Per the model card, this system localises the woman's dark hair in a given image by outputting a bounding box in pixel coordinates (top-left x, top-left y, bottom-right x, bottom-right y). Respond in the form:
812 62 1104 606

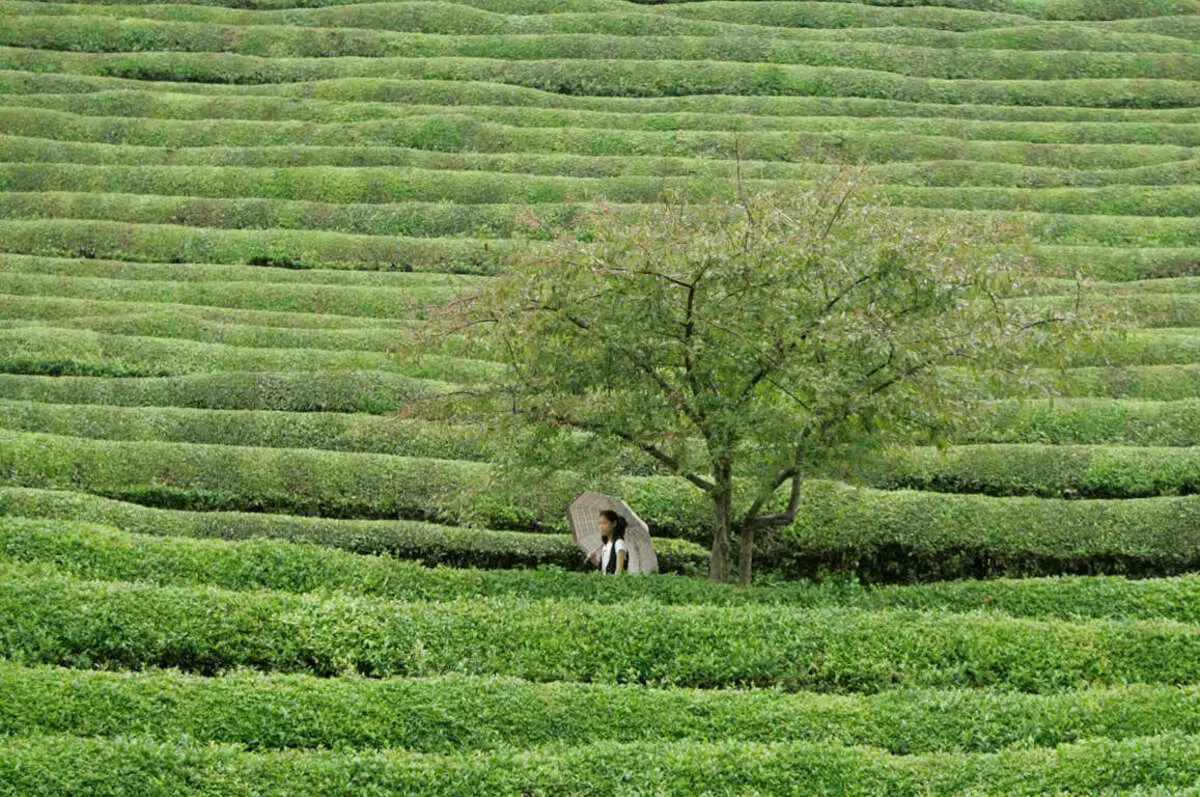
599 509 627 541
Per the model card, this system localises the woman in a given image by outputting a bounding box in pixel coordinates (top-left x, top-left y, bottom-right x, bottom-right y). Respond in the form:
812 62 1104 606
598 509 628 575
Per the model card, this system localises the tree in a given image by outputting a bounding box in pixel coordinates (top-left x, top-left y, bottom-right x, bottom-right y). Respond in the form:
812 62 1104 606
407 167 1112 584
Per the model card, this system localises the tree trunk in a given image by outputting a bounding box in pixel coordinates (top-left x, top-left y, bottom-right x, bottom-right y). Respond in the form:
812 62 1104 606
737 524 755 585
709 490 733 583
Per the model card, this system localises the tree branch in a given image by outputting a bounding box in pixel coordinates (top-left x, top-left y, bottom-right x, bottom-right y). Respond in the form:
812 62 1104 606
560 312 707 429
530 407 716 493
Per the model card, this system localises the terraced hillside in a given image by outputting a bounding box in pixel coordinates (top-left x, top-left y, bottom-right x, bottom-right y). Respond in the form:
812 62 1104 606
2 0 1200 792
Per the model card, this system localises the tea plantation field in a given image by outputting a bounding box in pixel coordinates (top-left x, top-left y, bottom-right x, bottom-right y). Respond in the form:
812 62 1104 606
2 0 1200 792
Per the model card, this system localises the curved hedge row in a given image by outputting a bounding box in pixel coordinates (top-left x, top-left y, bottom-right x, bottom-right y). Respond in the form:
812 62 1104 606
4 432 1200 582
5 19 1200 80
26 0 1199 20
0 400 528 464
7 731 1200 795
0 217 1193 281
4 193 1199 250
4 561 1200 691
0 251 480 289
0 371 441 412
11 516 1200 623
955 363 1200 400
0 270 469 319
657 0 1200 23
9 163 1200 216
0 296 413 333
0 327 495 381
4 48 1199 107
5 662 1200 757
18 0 1186 45
4 399 1200 488
50 315 422 355
777 481 1200 582
0 488 708 573
23 312 1193 369
11 91 1200 149
960 398 1200 446
8 133 1200 190
6 106 1197 168
846 443 1200 499
0 219 512 273
9 71 1200 122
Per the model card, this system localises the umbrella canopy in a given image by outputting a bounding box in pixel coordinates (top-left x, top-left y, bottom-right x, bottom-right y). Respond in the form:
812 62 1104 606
568 491 658 575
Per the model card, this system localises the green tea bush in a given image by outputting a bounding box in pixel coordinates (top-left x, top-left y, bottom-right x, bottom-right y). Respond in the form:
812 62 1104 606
3 435 1200 582
9 163 1200 212
7 730 1200 795
4 561 1200 691
9 72 1200 121
0 252 482 290
0 371 444 412
7 133 1200 190
4 48 1199 106
959 398 1200 445
10 516 1200 623
0 219 512 273
4 18 1199 80
845 443 1200 498
6 105 1196 167
776 481 1200 582
5 662 1200 756
0 487 707 573
0 326 495 380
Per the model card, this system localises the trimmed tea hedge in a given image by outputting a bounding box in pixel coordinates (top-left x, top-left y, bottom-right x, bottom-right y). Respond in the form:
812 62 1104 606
958 398 1200 446
5 731 1200 795
10 18 1200 80
3 48 1198 108
0 218 513 274
4 433 1200 581
6 106 1197 168
0 251 482 289
0 326 496 380
0 371 445 412
4 561 1200 691
8 69 1200 122
0 295 412 332
4 662 1200 756
845 443 1200 499
775 481 1200 583
9 163 1200 214
10 516 1200 622
9 133 1200 191
0 486 708 573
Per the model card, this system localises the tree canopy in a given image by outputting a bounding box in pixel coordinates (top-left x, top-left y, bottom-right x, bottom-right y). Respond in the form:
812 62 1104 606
408 167 1115 583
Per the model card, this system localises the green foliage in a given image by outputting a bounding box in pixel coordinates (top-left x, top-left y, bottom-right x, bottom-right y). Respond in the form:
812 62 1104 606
1 0 1199 789
0 371 445 412
5 16 1200 79
5 559 1200 692
0 487 707 573
845 443 1200 498
7 731 1200 795
961 398 1200 445
0 326 495 380
5 661 1200 756
776 481 1200 583
0 218 511 274
7 104 1200 168
11 516 1200 623
5 47 1199 107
